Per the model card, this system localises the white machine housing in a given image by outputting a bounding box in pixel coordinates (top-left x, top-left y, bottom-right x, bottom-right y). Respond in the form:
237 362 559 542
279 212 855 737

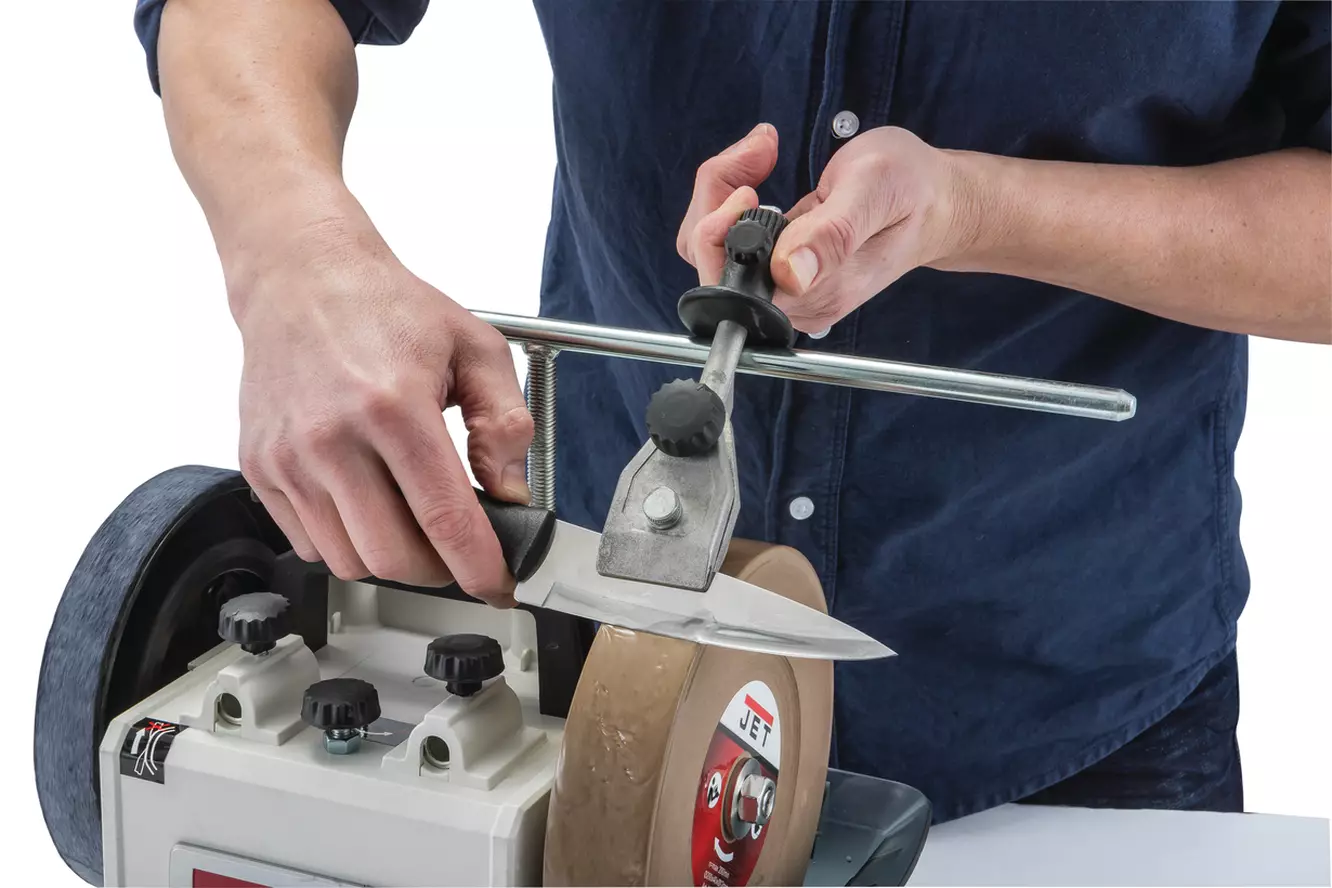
98 579 563 887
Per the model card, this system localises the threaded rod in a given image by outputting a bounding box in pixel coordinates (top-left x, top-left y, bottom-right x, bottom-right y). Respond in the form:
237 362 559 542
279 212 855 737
524 344 558 511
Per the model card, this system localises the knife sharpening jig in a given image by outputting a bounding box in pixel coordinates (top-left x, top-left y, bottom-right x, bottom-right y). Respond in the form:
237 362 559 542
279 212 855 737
35 209 1135 887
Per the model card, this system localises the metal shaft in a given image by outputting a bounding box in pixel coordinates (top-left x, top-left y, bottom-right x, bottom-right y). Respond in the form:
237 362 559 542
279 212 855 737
699 319 748 413
523 344 558 510
480 311 1136 422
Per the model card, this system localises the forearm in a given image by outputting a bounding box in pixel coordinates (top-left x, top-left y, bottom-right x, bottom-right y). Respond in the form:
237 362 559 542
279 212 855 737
945 148 1332 343
157 0 376 321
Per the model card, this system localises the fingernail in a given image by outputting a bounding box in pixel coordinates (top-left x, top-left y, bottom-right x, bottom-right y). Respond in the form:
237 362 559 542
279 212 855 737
502 462 532 503
788 248 819 292
727 123 769 153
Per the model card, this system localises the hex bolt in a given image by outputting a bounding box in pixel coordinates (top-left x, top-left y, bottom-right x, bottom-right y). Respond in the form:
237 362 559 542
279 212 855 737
322 727 362 755
643 486 683 529
736 774 776 826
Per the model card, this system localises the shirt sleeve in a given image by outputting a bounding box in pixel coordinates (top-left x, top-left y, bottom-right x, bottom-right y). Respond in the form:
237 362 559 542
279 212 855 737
133 0 430 94
1256 1 1331 152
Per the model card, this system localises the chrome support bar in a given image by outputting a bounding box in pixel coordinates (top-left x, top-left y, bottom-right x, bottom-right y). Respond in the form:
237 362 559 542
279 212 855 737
477 311 1136 422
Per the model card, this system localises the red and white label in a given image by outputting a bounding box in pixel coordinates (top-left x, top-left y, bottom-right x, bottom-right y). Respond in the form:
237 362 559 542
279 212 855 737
690 681 781 887
193 873 265 888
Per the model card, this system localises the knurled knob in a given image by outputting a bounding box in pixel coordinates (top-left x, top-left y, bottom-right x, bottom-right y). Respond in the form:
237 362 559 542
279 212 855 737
218 591 291 655
646 380 726 458
424 634 505 697
735 206 783 251
725 221 771 266
301 678 381 731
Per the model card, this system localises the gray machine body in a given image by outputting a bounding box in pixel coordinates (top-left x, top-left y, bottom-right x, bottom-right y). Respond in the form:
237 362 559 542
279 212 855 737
99 579 560 887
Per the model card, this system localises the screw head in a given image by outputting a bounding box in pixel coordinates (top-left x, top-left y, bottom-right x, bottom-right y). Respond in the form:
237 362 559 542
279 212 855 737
643 486 683 529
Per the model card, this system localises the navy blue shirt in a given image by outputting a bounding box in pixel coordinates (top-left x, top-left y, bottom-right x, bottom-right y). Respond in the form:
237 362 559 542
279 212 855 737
135 1 1331 821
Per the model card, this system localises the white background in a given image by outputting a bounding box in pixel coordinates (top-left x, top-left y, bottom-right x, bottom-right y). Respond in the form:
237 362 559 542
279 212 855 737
2 2 1329 883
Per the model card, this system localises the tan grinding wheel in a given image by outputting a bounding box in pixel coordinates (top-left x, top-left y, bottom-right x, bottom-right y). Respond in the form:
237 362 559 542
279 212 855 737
544 539 834 886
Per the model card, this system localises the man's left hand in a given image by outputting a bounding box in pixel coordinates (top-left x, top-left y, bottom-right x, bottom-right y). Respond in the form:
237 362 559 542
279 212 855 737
681 125 979 335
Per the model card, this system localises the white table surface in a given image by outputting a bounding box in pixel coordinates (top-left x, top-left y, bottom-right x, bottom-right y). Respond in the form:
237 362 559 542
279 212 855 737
910 804 1331 887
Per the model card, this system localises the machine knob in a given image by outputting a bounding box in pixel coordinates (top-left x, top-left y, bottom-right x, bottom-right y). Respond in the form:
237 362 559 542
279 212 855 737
646 379 726 458
301 678 382 731
218 591 291 655
425 634 505 697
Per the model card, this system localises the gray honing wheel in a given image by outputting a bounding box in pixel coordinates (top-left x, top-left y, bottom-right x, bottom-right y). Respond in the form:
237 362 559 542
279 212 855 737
35 466 254 884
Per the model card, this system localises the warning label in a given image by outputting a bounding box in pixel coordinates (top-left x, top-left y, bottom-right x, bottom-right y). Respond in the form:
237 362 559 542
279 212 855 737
689 681 781 887
120 717 187 784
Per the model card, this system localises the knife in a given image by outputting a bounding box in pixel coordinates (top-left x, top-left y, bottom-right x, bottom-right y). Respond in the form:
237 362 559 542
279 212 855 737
475 490 893 662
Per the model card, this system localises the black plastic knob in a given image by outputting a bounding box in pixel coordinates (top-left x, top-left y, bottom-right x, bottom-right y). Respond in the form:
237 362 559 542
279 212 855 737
725 207 788 265
740 206 789 241
218 591 291 655
301 678 381 730
425 634 505 697
725 222 770 266
646 380 726 458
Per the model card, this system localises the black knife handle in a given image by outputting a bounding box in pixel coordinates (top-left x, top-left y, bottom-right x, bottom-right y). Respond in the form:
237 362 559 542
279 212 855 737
261 485 587 719
473 487 556 581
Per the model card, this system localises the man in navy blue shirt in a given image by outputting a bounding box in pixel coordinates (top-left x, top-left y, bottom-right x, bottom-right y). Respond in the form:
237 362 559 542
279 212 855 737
134 1 1330 822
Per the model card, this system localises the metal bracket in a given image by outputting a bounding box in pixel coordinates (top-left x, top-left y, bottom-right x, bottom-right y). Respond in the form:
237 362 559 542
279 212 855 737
596 424 739 591
597 318 751 590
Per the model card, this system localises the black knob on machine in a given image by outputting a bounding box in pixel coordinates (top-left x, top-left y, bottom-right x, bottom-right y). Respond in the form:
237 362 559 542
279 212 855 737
425 634 506 698
218 591 291 655
301 678 382 731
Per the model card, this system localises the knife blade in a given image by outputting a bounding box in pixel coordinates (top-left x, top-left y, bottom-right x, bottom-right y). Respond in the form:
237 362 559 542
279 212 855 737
516 520 894 661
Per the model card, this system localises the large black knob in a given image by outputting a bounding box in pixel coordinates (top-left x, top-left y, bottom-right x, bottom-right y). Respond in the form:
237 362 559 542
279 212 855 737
646 380 725 458
218 591 291 655
301 678 382 731
425 634 505 697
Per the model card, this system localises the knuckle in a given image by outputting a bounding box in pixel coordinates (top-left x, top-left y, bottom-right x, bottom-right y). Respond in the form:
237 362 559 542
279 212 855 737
418 500 479 552
823 214 859 265
324 555 366 582
676 230 692 262
695 156 723 187
470 327 514 366
464 402 534 446
297 414 353 460
238 447 267 484
270 440 302 476
502 405 536 442
359 545 408 582
352 384 408 428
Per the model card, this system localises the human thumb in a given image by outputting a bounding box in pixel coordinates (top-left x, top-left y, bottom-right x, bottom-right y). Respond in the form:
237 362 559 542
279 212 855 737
771 189 875 296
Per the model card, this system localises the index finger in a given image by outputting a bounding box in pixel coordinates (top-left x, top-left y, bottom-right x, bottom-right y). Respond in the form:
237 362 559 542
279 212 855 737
677 123 779 264
367 395 515 604
688 186 762 284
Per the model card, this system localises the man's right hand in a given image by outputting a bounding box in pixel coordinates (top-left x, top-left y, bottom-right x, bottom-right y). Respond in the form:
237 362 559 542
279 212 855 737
234 229 533 604
156 0 532 605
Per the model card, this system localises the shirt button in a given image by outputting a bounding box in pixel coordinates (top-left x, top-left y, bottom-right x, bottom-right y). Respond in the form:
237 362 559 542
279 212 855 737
789 496 815 521
831 110 859 139
808 327 831 340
